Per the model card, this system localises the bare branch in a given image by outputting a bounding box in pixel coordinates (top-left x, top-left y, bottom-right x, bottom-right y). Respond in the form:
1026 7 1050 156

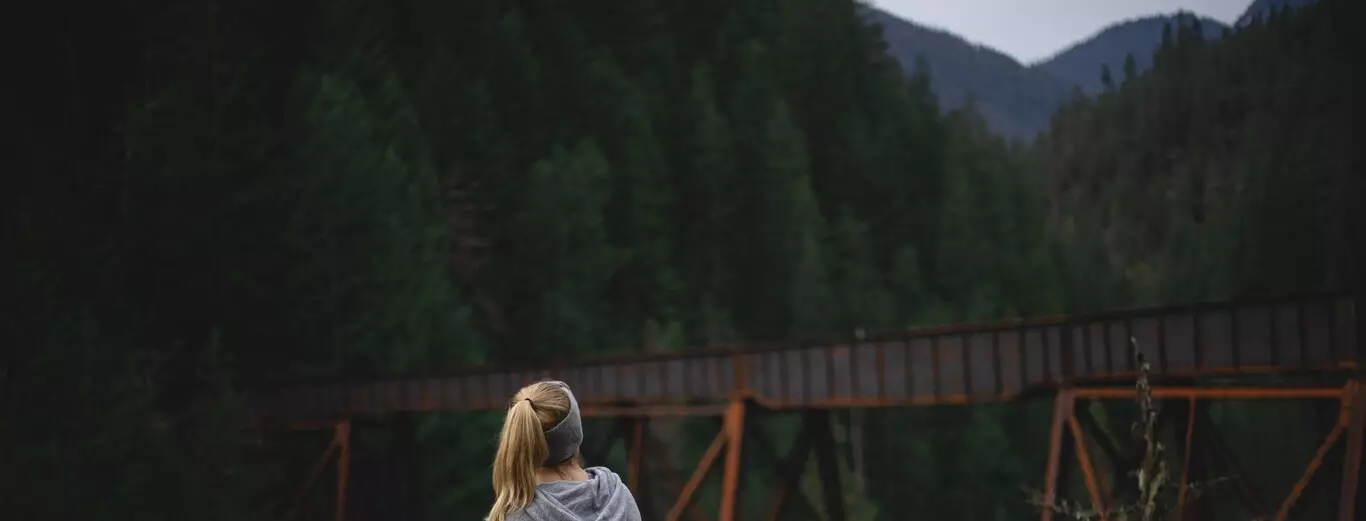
1131 336 1169 521
1026 338 1253 520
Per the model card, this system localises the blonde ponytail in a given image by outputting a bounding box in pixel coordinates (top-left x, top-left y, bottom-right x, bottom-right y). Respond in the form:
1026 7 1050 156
486 382 575 521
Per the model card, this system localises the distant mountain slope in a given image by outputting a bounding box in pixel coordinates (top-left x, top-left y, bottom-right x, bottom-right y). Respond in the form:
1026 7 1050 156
858 6 1069 139
1033 12 1227 95
861 1 1303 139
1237 0 1317 26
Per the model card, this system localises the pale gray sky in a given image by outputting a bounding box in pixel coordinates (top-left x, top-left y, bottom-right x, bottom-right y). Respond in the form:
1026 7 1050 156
868 0 1250 64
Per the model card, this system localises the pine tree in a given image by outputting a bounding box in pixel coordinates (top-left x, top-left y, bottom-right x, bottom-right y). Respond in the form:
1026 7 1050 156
827 212 895 332
580 54 684 343
752 100 831 337
677 63 740 342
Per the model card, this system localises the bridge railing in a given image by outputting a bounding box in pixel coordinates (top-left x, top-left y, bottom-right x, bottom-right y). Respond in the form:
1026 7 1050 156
258 292 1359 423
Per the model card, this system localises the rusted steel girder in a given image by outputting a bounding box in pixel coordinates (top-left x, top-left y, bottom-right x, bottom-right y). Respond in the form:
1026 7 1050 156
263 291 1360 521
283 421 351 521
280 385 1364 521
257 293 1358 423
1339 380 1364 521
1040 382 1364 521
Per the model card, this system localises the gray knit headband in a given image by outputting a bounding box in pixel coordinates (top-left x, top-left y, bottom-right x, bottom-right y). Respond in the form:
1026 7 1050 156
538 381 582 467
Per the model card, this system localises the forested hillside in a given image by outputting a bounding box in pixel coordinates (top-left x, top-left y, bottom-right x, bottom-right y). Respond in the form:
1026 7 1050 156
1237 0 1317 26
858 6 1071 139
3 0 1356 519
1038 0 1357 308
1035 12 1227 95
6 0 1059 518
863 8 1229 137
1026 3 1357 516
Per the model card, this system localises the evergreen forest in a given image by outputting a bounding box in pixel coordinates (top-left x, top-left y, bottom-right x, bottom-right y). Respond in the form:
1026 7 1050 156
5 0 1358 519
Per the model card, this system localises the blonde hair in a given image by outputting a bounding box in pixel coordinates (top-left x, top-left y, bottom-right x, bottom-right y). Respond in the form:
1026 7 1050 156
486 381 575 521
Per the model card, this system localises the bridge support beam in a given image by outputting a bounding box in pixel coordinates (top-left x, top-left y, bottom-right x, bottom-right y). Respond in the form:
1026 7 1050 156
1040 390 1104 520
719 400 747 521
1174 397 1201 521
658 399 749 521
1040 390 1075 521
640 426 706 521
628 418 651 517
665 401 748 521
335 420 351 521
755 425 816 521
808 410 847 521
1337 379 1363 521
1041 382 1360 521
283 419 352 521
1066 409 1108 519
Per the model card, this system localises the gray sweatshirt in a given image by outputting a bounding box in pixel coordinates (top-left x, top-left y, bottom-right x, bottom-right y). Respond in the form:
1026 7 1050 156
507 467 642 521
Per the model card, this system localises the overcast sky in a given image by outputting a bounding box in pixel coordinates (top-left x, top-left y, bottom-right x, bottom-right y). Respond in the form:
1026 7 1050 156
868 0 1251 64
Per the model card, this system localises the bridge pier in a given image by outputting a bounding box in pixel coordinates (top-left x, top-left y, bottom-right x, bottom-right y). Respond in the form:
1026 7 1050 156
806 410 846 521
660 399 750 521
628 418 651 516
282 419 351 521
1340 380 1364 521
756 420 814 520
336 420 350 521
1039 381 1363 521
719 400 747 521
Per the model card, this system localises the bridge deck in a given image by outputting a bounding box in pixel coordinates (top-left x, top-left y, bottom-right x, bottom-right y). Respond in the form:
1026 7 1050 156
259 293 1359 422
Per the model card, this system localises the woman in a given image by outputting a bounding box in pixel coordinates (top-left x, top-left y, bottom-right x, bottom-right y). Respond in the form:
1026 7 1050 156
486 380 643 521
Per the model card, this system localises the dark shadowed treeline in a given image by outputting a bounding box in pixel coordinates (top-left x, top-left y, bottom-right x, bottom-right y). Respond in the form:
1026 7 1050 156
3 0 1354 519
1025 2 1358 519
1039 0 1357 308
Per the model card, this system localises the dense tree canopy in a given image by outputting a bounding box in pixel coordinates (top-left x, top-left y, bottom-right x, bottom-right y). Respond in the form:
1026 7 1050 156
4 0 1354 519
1039 0 1356 307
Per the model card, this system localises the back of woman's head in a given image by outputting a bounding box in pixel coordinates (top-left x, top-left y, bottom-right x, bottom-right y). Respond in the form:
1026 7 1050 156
486 380 582 521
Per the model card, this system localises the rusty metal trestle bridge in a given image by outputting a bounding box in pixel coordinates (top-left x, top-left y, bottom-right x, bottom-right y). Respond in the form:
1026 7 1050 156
260 292 1363 521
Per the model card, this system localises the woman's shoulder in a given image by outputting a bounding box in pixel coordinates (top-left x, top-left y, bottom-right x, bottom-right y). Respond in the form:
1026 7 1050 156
583 465 620 478
582 466 629 487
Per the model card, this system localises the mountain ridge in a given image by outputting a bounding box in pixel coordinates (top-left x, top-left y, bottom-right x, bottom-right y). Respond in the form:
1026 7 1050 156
1033 12 1228 95
857 6 1068 139
861 0 1315 138
1237 0 1316 26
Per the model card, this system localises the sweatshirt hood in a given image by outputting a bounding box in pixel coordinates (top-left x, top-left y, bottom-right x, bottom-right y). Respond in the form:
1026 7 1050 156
512 467 642 521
